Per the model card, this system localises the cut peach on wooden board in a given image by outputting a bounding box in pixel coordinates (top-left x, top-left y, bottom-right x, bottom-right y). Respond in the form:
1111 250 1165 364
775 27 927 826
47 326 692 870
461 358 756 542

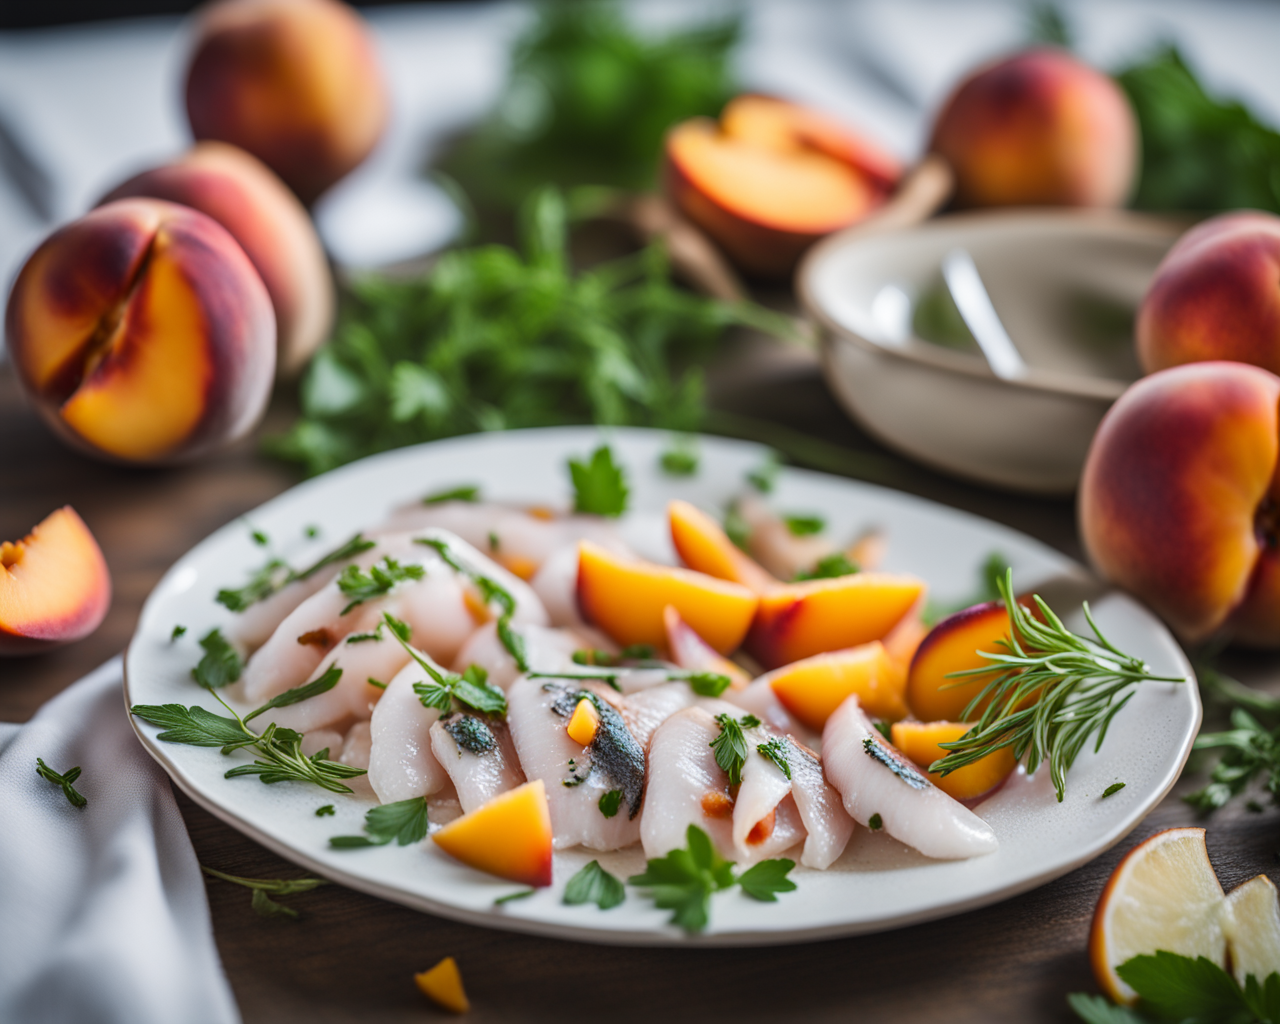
667 499 777 594
890 721 1016 801
0 507 111 655
663 606 751 690
1089 827 1226 1005
761 641 902 729
414 957 469 1014
744 573 924 669
1223 874 1280 987
576 541 758 655
664 95 899 278
431 779 553 887
6 198 275 463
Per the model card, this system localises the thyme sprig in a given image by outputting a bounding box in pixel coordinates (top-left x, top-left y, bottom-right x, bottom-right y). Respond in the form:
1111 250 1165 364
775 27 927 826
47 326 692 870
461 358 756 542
929 570 1184 802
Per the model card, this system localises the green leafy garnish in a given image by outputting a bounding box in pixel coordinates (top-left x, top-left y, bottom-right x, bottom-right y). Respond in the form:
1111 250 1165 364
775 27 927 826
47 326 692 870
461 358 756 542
929 570 1184 802
783 514 824 537
315 804 335 817
685 672 732 698
1102 782 1126 799
35 758 86 808
330 797 430 848
659 437 699 476
628 825 795 932
423 485 481 505
201 865 328 921
170 625 187 641
242 665 342 724
709 712 761 787
416 536 528 669
383 612 509 717
250 528 269 547
868 813 883 831
563 860 625 910
569 445 629 517
598 789 623 818
1187 705 1280 813
192 628 242 690
216 534 376 612
794 553 859 582
494 889 536 905
756 738 792 780
336 557 425 615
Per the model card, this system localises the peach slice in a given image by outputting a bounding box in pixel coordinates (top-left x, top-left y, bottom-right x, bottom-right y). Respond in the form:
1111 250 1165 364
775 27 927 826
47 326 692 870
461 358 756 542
1089 827 1226 1005
761 641 902 729
566 697 600 746
744 573 925 669
663 606 751 690
414 957 469 1014
907 601 1013 722
890 721 1016 801
1223 874 1280 987
668 499 778 594
664 95 899 278
6 198 275 463
431 779 553 887
0 507 111 655
576 541 758 655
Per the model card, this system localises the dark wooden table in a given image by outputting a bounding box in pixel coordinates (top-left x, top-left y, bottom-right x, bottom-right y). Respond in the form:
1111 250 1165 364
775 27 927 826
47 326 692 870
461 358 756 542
3 353 1275 1023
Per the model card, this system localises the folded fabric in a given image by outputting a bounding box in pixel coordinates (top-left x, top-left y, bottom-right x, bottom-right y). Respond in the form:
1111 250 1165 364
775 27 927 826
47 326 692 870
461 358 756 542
0 657 240 1024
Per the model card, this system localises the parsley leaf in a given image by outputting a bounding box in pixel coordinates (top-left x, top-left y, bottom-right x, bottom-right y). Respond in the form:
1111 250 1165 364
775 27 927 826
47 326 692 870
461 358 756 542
598 789 623 818
685 672 731 698
170 625 187 641
1065 993 1148 1024
563 860 625 910
660 438 699 476
629 825 737 933
710 713 760 786
130 703 250 749
388 613 508 717
423 485 481 505
756 738 792 780
35 758 87 808
868 813 883 831
569 445 629 517
736 858 796 902
336 557 425 615
330 797 430 848
192 628 242 690
783 514 824 537
1117 951 1252 1021
215 534 376 613
315 805 335 817
242 664 343 724
1187 706 1280 814
794 553 860 581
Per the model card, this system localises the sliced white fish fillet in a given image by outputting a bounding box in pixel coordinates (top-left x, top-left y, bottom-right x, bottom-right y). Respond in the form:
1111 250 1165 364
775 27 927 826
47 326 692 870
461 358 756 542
339 721 372 770
624 682 699 747
822 697 998 859
732 722 794 859
451 621 584 691
787 740 855 869
430 713 525 813
366 659 448 804
738 494 837 581
641 707 733 861
722 678 819 750
507 676 644 850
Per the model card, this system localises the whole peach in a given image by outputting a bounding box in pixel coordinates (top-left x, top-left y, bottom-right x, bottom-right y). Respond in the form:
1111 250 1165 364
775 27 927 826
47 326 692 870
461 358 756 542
930 48 1138 208
185 0 389 205
1137 211 1280 376
1079 361 1280 646
5 198 275 463
102 141 334 376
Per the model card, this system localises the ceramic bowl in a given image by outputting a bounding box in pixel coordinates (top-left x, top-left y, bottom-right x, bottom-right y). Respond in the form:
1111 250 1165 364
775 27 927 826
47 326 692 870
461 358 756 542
797 210 1186 494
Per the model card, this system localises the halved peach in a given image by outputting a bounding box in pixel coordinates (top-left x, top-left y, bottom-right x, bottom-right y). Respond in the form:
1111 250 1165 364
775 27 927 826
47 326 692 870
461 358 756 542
431 779 553 887
576 541 757 655
744 573 925 669
663 605 752 690
668 499 778 594
1 507 111 655
761 641 902 729
890 720 1017 801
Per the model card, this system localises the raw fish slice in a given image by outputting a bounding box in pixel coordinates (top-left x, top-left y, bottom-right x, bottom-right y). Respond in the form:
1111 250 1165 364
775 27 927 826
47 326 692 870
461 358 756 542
624 682 699 747
664 606 751 690
732 722 794 858
722 679 819 750
452 622 584 690
507 676 643 850
413 528 550 629
394 570 480 667
529 539 630 643
642 707 735 860
367 660 448 803
339 721 372 770
744 793 806 866
786 740 855 869
822 697 998 859
300 728 343 759
738 495 838 581
429 713 525 813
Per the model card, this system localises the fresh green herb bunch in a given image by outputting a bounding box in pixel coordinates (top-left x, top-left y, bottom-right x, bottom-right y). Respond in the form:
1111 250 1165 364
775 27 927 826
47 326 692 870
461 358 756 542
930 570 1184 802
437 2 739 210
269 189 789 476
1185 664 1280 814
1117 46 1280 214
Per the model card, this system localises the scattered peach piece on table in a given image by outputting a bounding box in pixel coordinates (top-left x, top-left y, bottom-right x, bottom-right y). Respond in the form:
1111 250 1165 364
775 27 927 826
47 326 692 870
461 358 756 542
576 541 758 655
890 721 1016 801
762 641 903 729
431 780 553 888
667 499 778 595
0 507 111 656
745 573 924 669
415 956 469 1014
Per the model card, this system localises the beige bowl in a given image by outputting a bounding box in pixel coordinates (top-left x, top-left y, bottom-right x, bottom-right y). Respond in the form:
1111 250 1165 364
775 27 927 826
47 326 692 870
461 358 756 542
798 210 1185 495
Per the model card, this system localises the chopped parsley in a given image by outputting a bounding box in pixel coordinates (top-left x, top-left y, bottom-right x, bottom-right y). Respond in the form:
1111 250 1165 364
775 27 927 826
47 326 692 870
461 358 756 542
170 625 187 642
494 889 536 906
783 514 824 537
659 438 699 476
724 502 751 552
329 797 429 848
192 628 242 690
1102 782 1126 799
250 528 269 547
569 445 629 517
795 553 860 581
315 805 335 817
336 557 425 615
868 813 883 831
756 738 792 780
709 713 761 786
423 485 481 505
563 860 625 910
383 614 508 717
35 758 87 808
684 672 732 698
598 789 623 818
216 533 376 612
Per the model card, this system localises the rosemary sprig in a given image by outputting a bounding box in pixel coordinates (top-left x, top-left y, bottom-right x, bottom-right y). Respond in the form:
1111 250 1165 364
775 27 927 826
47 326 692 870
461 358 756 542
929 570 1184 802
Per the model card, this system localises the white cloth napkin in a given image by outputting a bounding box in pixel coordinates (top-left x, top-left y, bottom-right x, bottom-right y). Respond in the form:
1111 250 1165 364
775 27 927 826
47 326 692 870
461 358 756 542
0 657 240 1024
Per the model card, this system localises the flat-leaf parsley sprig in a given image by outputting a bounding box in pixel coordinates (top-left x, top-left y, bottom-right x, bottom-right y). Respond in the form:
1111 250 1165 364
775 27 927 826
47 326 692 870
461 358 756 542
930 570 1185 802
216 533 377 612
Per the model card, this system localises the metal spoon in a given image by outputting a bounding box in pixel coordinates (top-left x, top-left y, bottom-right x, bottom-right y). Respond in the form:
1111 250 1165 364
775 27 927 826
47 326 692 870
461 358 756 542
941 248 1029 381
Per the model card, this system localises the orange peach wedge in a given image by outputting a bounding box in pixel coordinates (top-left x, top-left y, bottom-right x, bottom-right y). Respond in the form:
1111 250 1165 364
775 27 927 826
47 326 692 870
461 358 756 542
760 641 903 729
431 779 553 888
663 606 752 690
907 601 1013 722
890 721 1016 801
576 541 758 655
415 957 469 1014
6 198 275 463
1 507 111 655
744 573 925 670
667 499 778 594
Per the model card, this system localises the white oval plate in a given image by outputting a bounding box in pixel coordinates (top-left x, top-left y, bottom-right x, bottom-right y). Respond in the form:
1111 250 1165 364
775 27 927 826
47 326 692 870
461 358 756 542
124 427 1198 946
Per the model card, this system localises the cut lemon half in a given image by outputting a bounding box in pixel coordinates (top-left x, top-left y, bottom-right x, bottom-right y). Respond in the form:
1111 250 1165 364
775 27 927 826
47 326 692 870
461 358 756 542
1224 874 1280 987
1089 827 1226 1004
